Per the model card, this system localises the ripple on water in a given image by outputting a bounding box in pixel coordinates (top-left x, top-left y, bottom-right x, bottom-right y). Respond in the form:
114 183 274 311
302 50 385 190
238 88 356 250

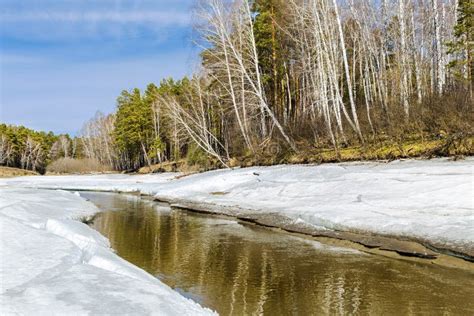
84 192 474 315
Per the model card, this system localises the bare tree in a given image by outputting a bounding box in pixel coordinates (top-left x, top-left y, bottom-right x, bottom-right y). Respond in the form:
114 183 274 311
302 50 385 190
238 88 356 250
80 112 117 169
20 136 43 171
50 135 71 160
196 0 296 151
0 135 13 165
161 76 229 166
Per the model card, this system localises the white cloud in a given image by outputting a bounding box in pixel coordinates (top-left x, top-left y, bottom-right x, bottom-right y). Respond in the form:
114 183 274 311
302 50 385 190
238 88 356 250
0 1 196 134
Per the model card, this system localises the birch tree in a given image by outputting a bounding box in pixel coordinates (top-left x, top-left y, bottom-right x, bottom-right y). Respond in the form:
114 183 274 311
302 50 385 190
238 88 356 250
20 136 43 171
399 0 410 115
0 135 13 165
160 76 229 166
80 112 117 168
197 0 296 151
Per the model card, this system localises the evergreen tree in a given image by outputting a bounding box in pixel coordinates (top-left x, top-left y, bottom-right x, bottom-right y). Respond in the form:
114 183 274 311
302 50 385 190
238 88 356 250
252 0 286 114
113 88 154 169
447 0 473 87
0 123 60 173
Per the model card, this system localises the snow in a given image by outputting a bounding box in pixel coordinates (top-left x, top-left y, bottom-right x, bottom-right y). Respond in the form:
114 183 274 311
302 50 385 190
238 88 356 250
155 159 474 252
0 173 177 195
0 187 215 315
1 158 473 253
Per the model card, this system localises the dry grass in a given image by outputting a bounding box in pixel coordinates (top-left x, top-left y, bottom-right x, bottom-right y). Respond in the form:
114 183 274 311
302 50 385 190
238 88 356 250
137 160 205 174
137 134 473 173
46 158 112 174
0 166 38 178
234 134 474 167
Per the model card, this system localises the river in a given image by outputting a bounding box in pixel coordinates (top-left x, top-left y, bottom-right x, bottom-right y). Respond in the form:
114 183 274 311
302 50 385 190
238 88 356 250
83 192 474 315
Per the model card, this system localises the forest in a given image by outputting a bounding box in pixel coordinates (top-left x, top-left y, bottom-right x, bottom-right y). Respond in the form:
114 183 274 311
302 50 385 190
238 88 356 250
1 0 472 173
0 124 71 173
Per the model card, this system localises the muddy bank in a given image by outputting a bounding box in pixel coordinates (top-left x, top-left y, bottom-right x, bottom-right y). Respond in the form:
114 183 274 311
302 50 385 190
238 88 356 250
85 191 474 315
3 158 472 263
150 195 473 264
18 184 472 265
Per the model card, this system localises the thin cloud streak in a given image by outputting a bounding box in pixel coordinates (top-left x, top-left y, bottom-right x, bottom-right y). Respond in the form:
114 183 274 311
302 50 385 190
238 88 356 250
0 11 190 26
0 0 196 134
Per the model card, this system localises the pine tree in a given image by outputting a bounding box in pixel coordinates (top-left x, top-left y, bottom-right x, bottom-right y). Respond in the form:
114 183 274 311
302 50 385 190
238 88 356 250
252 0 285 117
447 0 473 88
113 88 154 169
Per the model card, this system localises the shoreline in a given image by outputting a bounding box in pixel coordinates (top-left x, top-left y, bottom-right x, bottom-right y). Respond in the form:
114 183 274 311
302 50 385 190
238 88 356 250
159 198 474 271
92 190 474 272
2 158 472 269
2 184 472 272
166 199 474 262
0 187 215 315
76 189 473 271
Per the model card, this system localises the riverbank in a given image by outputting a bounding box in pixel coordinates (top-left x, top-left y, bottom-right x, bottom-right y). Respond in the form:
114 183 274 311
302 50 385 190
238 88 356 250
134 134 474 174
0 187 215 315
1 158 473 262
0 166 38 178
84 191 474 314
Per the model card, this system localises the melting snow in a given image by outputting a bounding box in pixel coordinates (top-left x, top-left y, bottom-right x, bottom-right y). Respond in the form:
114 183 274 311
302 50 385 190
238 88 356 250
1 158 473 252
0 187 215 315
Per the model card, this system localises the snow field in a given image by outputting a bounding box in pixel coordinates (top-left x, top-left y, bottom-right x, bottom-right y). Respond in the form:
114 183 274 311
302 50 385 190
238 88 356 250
1 158 473 253
0 187 215 315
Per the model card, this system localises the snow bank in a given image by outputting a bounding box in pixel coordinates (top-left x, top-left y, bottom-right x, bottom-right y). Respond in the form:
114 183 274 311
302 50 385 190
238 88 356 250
1 158 473 255
0 173 177 195
156 159 474 253
0 187 215 315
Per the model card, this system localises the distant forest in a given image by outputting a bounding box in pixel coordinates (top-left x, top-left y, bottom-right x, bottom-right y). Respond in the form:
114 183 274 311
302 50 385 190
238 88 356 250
1 0 472 173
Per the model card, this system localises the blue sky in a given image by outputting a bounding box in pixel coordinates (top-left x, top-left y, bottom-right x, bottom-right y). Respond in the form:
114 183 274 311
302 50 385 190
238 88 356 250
0 0 198 135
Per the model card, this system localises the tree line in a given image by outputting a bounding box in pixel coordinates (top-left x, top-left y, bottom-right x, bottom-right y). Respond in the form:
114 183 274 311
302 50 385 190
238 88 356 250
0 124 76 173
2 0 472 172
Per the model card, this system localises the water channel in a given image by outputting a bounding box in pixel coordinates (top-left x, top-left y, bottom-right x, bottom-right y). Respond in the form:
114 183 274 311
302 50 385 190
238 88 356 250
83 192 474 315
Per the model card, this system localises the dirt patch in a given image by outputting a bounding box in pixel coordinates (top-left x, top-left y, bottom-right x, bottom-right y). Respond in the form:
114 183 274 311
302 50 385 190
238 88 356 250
209 191 229 196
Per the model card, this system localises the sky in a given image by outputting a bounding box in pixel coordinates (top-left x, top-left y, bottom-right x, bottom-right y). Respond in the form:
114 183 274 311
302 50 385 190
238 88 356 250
0 0 198 135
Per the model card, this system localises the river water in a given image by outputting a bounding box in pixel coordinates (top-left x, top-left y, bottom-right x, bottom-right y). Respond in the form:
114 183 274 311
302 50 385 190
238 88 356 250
84 192 474 315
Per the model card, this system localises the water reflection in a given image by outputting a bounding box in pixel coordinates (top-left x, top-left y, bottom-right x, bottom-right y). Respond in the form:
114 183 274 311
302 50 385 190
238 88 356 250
85 192 474 315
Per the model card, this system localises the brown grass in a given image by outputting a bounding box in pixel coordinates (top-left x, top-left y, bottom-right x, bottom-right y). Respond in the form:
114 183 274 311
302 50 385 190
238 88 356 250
137 160 205 174
46 158 112 174
0 166 38 178
232 134 473 167
135 135 472 174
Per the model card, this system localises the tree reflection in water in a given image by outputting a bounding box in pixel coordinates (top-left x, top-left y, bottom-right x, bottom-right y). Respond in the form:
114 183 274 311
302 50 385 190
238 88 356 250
85 192 474 315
